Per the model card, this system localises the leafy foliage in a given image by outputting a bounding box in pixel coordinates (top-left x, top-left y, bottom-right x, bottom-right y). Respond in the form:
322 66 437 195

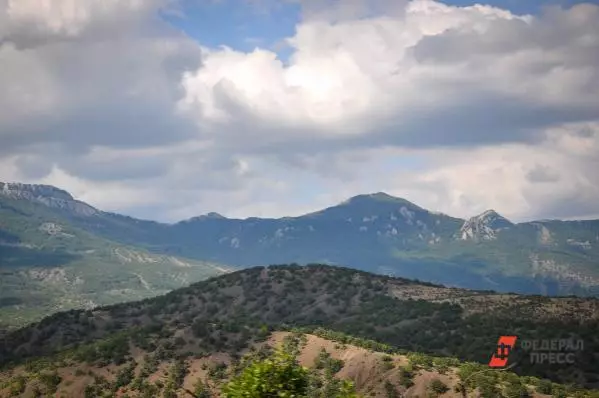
222 334 359 398
428 378 449 395
221 344 311 397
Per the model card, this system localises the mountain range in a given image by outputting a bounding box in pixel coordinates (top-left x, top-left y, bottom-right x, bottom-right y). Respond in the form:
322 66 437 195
1 181 599 327
0 183 230 329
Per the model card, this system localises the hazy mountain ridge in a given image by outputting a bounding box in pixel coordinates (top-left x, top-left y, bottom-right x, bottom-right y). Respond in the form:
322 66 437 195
2 182 599 300
0 186 230 329
9 183 599 291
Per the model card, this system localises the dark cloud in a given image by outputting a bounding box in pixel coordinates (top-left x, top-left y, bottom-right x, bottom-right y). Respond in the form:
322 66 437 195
526 164 561 183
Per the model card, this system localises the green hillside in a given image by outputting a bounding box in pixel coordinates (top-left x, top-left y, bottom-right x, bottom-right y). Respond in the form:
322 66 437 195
2 265 598 390
0 191 230 329
59 191 599 296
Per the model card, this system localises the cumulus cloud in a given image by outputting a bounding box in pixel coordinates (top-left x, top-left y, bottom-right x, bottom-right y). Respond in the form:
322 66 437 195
180 0 599 151
0 0 598 222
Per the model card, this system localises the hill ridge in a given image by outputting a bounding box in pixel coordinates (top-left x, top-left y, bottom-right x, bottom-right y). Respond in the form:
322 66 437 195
1 264 598 393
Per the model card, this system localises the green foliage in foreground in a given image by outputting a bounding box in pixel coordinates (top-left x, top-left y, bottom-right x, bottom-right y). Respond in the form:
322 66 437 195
222 334 359 398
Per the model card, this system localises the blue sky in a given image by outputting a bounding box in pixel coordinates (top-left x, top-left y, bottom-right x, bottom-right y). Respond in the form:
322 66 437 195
164 0 301 53
165 0 590 53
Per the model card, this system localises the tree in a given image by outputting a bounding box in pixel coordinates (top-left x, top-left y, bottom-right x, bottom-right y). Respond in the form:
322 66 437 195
222 346 310 397
222 342 359 398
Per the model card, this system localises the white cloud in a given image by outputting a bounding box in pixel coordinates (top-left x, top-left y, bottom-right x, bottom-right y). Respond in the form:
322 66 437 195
180 0 599 152
0 0 598 222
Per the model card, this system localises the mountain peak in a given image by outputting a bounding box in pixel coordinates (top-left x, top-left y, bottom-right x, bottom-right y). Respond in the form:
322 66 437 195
458 209 512 241
0 182 97 216
183 212 227 223
202 212 226 219
342 192 420 207
0 182 74 201
302 192 427 221
366 192 397 200
474 209 512 225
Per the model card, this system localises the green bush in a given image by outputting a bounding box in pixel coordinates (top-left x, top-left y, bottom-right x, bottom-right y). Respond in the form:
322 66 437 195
222 346 310 397
537 379 553 394
112 361 136 392
222 340 359 398
429 378 449 395
37 371 62 394
503 381 531 398
8 375 27 396
193 378 212 398
407 352 433 370
398 366 414 388
207 362 228 381
314 348 345 375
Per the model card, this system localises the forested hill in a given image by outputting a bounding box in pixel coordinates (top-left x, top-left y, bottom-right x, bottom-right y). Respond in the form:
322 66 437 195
2 264 598 390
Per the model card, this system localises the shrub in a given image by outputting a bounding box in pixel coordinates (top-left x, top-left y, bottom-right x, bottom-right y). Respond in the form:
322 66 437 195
503 381 531 398
398 367 414 388
537 379 553 394
222 342 358 398
429 378 449 395
193 378 212 398
222 346 309 397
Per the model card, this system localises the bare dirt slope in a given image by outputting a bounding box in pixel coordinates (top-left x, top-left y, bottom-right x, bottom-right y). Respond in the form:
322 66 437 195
1 331 556 398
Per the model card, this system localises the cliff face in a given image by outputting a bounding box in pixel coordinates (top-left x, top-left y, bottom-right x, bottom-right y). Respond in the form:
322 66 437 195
458 210 513 241
0 182 98 216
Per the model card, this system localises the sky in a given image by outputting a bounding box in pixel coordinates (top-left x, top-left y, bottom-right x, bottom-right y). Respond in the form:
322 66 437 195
0 0 598 223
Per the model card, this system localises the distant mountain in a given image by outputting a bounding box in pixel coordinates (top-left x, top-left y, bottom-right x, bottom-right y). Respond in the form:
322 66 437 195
2 181 599 327
457 209 514 241
0 183 230 329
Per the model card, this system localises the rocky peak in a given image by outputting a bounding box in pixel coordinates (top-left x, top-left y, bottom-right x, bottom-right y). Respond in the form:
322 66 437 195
197 212 226 220
0 182 74 201
458 209 513 241
183 212 227 223
0 182 97 217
